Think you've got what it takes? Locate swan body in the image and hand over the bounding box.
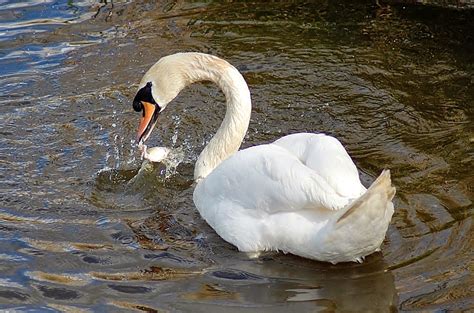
[132,52,396,263]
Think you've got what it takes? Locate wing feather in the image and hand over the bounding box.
[195,135,363,216]
[273,133,366,198]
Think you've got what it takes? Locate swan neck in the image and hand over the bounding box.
[191,56,251,181]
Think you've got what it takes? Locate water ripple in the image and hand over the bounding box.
[0,0,472,311]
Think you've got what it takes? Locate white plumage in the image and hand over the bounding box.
[135,52,396,264]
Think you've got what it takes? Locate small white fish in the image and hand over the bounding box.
[139,144,170,163]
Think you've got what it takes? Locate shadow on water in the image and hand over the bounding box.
[0,0,472,311]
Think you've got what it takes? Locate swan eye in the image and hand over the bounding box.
[133,100,143,112]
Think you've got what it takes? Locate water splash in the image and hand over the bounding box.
[127,146,186,188]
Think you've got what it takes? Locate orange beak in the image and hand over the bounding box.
[136,101,157,144]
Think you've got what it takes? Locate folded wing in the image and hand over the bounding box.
[195,133,365,216]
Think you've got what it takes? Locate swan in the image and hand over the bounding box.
[132,52,396,264]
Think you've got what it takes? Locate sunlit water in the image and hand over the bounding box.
[0,1,472,311]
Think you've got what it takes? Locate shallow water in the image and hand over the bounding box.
[0,0,473,311]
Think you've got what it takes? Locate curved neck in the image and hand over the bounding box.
[187,55,252,181]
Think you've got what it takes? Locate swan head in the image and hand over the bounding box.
[132,53,192,144]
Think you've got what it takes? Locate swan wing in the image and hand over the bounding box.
[194,139,358,216]
[273,133,366,198]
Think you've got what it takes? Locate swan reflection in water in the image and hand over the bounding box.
[224,254,398,312]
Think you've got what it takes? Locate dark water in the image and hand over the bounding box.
[1,0,473,311]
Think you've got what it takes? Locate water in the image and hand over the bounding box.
[1,0,472,311]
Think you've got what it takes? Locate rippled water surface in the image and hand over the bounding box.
[1,0,473,311]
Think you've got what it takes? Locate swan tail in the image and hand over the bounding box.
[325,170,395,262]
[317,170,395,263]
[337,169,395,225]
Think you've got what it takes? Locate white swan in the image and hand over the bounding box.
[132,52,396,264]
